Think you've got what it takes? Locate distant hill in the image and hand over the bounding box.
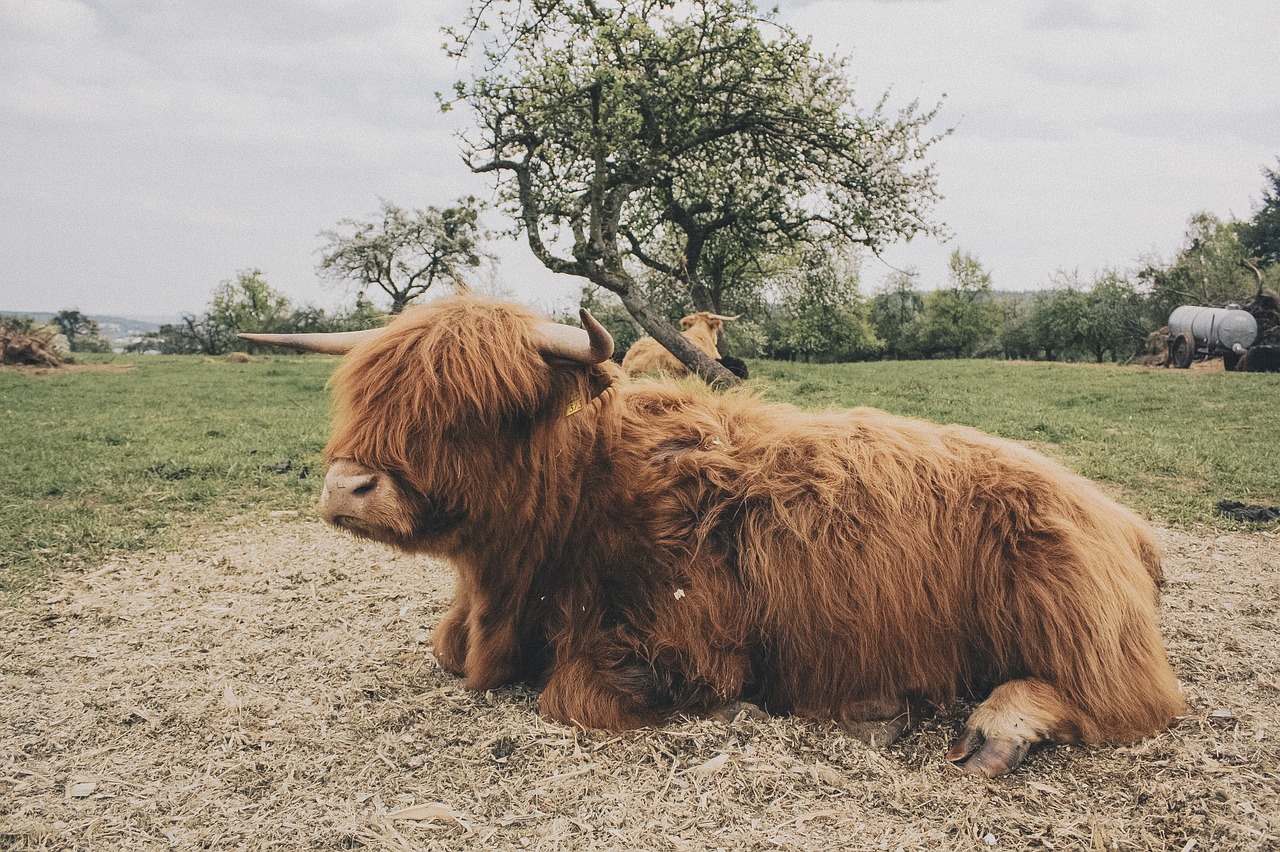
[1,310,181,351]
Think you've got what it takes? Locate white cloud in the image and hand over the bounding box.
[0,0,1276,316]
[0,0,486,316]
[777,0,1279,290]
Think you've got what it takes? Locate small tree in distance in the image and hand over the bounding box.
[917,250,1001,358]
[318,198,487,314]
[52,310,112,353]
[211,269,292,341]
[1241,159,1280,267]
[766,246,882,362]
[128,270,384,354]
[869,270,925,360]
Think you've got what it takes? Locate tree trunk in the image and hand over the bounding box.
[690,281,716,314]
[688,272,731,356]
[615,288,739,386]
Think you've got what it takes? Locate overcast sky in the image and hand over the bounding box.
[2,0,1277,319]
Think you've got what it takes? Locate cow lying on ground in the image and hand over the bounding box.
[621,311,738,377]
[243,297,1183,778]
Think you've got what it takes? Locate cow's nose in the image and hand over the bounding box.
[321,461,382,525]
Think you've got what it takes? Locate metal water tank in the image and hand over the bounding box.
[1168,305,1258,354]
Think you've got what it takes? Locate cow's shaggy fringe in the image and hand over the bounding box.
[324,297,1184,773]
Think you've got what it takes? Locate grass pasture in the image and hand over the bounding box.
[1,354,1278,850]
[0,355,333,598]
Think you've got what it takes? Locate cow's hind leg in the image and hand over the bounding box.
[948,678,1084,778]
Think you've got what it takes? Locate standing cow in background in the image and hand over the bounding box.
[621,311,738,377]
[243,297,1183,778]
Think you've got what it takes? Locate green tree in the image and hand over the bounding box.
[52,309,112,352]
[319,198,486,314]
[917,250,1001,358]
[1241,160,1280,267]
[51,310,96,347]
[868,270,925,359]
[128,314,233,355]
[210,269,293,352]
[998,297,1036,360]
[1079,272,1146,362]
[1138,213,1254,320]
[765,246,882,362]
[1028,285,1088,362]
[451,0,942,383]
[287,294,386,334]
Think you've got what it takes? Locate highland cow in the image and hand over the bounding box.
[242,297,1183,777]
[621,311,738,377]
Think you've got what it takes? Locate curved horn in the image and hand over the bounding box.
[535,308,614,364]
[236,328,386,355]
[707,313,741,322]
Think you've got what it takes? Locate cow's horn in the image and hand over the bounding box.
[707,313,741,322]
[236,328,386,355]
[535,308,614,364]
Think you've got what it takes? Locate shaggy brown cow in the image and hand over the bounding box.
[243,297,1183,778]
[621,311,737,377]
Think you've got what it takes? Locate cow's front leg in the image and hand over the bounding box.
[430,586,526,689]
[430,600,470,677]
[539,649,742,731]
[433,563,541,690]
[460,599,525,690]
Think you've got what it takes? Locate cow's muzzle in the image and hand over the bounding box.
[320,460,398,536]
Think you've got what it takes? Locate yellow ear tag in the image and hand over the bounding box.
[564,394,584,417]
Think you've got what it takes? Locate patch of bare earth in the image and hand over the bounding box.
[2,522,1276,851]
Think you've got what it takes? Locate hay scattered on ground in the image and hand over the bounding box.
[2,521,1276,850]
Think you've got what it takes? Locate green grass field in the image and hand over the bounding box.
[2,355,1277,599]
[0,356,333,600]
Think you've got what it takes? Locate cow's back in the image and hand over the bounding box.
[601,387,1168,727]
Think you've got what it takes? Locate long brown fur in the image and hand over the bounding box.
[323,297,1184,773]
[621,312,726,377]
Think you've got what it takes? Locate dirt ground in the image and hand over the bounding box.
[1,363,136,376]
[1,519,1276,851]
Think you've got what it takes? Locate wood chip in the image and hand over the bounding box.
[65,780,97,798]
[687,753,729,777]
[388,802,464,824]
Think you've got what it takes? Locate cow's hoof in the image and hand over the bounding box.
[946,727,1031,778]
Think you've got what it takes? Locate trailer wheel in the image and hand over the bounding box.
[1170,332,1195,369]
